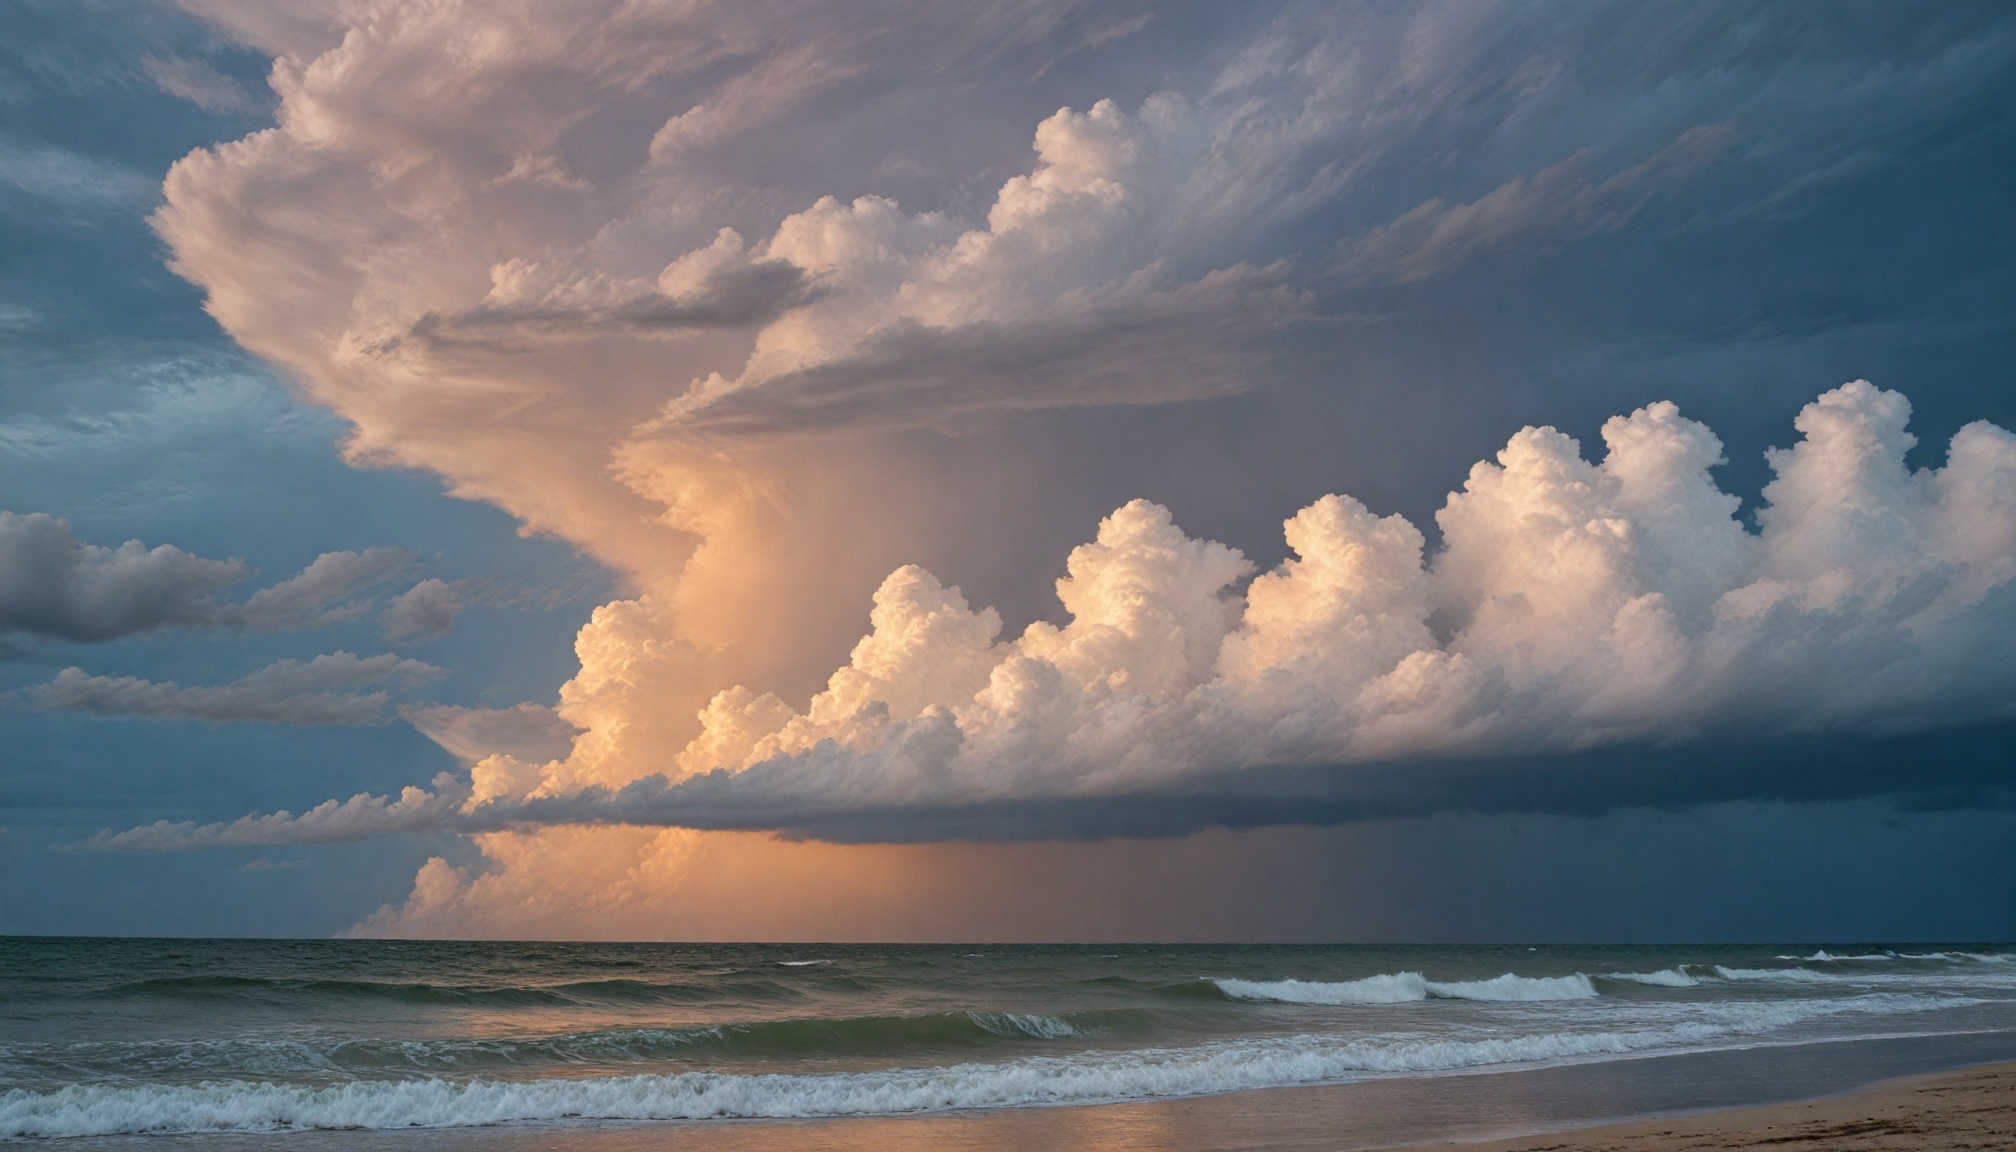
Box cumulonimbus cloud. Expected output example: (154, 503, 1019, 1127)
(592, 381, 2016, 799)
(91, 382, 2016, 849)
(135, 1, 2016, 940)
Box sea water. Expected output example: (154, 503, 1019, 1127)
(1, 939, 2012, 1141)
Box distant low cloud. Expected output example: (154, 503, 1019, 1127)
(230, 548, 411, 630)
(0, 512, 411, 643)
(85, 772, 470, 851)
(0, 512, 246, 641)
(14, 651, 442, 726)
(381, 578, 462, 641)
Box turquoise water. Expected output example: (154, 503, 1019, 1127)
(2, 939, 2013, 1139)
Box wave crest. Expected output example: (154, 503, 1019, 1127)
(0, 993, 1958, 1137)
(1212, 971, 1596, 1004)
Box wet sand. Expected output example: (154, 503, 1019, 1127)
(1420, 1059, 2016, 1151)
(242, 1029, 2016, 1152)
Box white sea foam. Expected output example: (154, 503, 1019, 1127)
(1213, 972, 1596, 1004)
(1711, 966, 1836, 983)
(0, 993, 1965, 1137)
(1703, 963, 2016, 994)
(969, 1013, 1076, 1039)
(1603, 968, 1700, 988)
(776, 960, 828, 967)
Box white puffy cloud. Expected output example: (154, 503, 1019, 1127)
(639, 383, 2016, 808)
(96, 383, 2016, 851)
(16, 651, 441, 726)
(644, 94, 1315, 433)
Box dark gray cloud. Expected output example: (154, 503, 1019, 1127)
(661, 267, 1313, 436)
(0, 511, 411, 642)
(407, 260, 811, 350)
(13, 651, 441, 726)
(0, 511, 246, 641)
(79, 720, 2016, 851)
(381, 578, 461, 641)
(228, 548, 411, 630)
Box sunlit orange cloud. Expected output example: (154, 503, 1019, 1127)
(151, 0, 2016, 939)
(154, 0, 1314, 935)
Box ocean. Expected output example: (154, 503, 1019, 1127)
(3, 939, 2014, 1147)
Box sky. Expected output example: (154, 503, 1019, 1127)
(2, 0, 2014, 942)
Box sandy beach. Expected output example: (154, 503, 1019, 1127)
(221, 1032, 2015, 1152)
(1426, 1059, 2016, 1151)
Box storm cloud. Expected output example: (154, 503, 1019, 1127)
(0, 511, 424, 642)
(48, 0, 2013, 937)
(90, 382, 2016, 848)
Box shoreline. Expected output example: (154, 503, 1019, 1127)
(1389, 1058, 2016, 1150)
(219, 1028, 2016, 1152)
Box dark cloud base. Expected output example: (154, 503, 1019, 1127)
(481, 722, 2016, 845)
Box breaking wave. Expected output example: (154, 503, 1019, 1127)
(90, 974, 806, 1007)
(1601, 968, 1701, 988)
(1212, 972, 1596, 1004)
(0, 993, 1965, 1138)
(1712, 966, 1839, 983)
(0, 1012, 1091, 1083)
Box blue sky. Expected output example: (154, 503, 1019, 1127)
(3, 0, 2014, 940)
(0, 0, 608, 933)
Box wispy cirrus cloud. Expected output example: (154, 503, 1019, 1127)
(1330, 124, 1738, 287)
